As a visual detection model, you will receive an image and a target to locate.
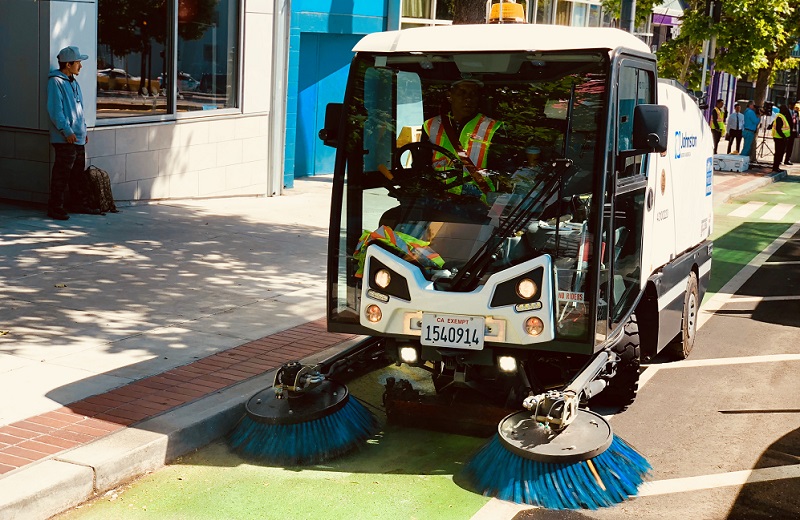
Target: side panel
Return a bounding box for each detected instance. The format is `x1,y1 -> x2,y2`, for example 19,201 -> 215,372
653,240 -> 712,351
644,83 -> 714,278
662,82 -> 714,256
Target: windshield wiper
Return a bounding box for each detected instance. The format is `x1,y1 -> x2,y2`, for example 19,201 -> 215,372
450,82 -> 578,292
448,159 -> 572,292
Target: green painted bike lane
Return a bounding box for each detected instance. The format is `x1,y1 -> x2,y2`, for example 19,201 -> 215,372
58,176 -> 800,520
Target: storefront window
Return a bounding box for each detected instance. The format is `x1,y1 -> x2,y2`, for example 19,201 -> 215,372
536,0 -> 555,24
96,0 -> 169,118
176,0 -> 238,111
572,2 -> 587,26
556,0 -> 572,25
96,0 -> 239,119
588,4 -> 601,26
401,0 -> 453,27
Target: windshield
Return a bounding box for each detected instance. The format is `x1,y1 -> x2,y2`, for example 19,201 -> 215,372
331,51 -> 609,339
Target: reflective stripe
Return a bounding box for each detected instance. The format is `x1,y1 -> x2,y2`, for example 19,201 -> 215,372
425,113 -> 499,169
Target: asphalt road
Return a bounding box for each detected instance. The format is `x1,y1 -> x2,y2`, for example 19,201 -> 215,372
58,180 -> 800,520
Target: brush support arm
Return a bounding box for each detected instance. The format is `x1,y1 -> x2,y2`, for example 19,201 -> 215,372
273,361 -> 325,398
521,350 -> 617,429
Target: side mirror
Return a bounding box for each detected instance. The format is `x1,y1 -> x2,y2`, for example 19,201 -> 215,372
318,103 -> 343,148
632,104 -> 669,153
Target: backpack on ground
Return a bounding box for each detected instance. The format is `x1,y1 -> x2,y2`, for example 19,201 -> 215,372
83,165 -> 119,213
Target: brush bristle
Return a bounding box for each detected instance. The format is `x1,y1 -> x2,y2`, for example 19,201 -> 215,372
229,397 -> 379,465
465,434 -> 651,509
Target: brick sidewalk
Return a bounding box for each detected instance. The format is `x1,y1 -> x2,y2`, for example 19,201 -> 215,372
0,319 -> 355,476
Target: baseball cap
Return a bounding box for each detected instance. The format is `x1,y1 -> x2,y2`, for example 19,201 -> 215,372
452,78 -> 484,88
57,46 -> 89,62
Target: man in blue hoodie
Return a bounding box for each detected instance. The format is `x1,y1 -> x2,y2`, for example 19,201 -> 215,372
47,46 -> 94,220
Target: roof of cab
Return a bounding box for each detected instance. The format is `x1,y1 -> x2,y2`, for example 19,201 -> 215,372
353,24 -> 651,55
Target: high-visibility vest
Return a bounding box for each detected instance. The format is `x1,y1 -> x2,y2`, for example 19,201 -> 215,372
710,106 -> 726,133
772,112 -> 790,138
423,113 -> 500,194
353,225 -> 444,278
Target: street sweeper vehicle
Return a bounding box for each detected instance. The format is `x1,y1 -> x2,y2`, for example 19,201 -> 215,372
230,1 -> 714,510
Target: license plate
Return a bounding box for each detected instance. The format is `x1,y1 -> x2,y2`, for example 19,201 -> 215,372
420,313 -> 485,350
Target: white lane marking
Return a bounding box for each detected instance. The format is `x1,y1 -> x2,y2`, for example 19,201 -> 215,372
726,295 -> 800,303
471,464 -> 800,518
764,260 -> 800,265
470,498 -> 529,520
472,221 -> 800,520
639,464 -> 800,497
654,353 -> 800,370
761,203 -> 795,221
639,221 -> 800,392
729,201 -> 766,218
698,221 -> 800,330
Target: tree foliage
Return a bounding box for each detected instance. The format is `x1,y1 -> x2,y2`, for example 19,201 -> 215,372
452,0 -> 488,24
601,0 -> 662,29
657,0 -> 800,104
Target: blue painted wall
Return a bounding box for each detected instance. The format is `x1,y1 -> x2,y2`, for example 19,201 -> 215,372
284,1 -> 388,188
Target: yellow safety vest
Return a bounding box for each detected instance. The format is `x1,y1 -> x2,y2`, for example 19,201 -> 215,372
710,107 -> 726,133
772,113 -> 790,138
353,225 -> 444,278
423,113 -> 501,194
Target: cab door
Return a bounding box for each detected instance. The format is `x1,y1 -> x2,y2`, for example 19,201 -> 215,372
607,58 -> 656,331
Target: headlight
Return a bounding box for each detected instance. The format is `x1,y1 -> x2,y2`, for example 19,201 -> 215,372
374,268 -> 391,289
399,346 -> 419,364
498,355 -> 517,373
524,316 -> 544,336
365,304 -> 382,323
516,278 -> 537,299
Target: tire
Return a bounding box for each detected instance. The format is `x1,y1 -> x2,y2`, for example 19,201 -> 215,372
669,271 -> 699,360
590,313 -> 641,412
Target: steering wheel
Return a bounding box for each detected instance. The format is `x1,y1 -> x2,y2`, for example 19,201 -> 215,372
392,141 -> 467,191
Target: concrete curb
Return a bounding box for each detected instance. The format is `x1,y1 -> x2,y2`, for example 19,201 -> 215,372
0,338 -> 363,520
714,169 -> 787,205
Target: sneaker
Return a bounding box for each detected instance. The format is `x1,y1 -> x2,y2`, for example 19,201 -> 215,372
785,161 -> 793,165
47,208 -> 70,220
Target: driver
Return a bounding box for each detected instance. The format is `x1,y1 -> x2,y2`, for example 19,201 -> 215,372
423,78 -> 505,195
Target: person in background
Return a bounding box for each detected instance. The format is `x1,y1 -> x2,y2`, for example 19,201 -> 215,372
740,101 -> 760,157
47,46 -> 97,220
782,103 -> 798,165
771,105 -> 792,172
725,104 -> 744,154
709,99 -> 726,154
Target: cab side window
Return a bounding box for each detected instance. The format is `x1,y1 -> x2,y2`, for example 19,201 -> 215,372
617,66 -> 654,178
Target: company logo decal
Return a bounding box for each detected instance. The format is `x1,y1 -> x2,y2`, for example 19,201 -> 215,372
674,131 -> 698,159
706,157 -> 713,196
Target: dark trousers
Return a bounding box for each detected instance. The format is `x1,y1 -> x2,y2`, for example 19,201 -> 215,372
784,136 -> 795,163
727,129 -> 743,153
711,129 -> 722,154
49,143 -> 85,211
773,138 -> 788,171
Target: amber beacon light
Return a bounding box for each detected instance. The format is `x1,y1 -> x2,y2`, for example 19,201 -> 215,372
488,0 -> 527,23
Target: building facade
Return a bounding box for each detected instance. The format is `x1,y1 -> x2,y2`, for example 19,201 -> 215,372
2,0 -> 656,206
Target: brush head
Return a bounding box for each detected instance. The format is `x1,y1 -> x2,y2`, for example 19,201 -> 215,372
244,379 -> 350,425
230,382 -> 379,465
497,409 -> 613,463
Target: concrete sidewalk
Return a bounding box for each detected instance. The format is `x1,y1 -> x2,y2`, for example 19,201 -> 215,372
0,167 -> 792,519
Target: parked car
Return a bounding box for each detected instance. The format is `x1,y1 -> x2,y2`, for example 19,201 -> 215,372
97,68 -> 160,94
157,72 -> 200,93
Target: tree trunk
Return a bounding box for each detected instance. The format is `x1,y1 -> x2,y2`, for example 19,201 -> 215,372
453,0 -> 486,24
753,54 -> 777,108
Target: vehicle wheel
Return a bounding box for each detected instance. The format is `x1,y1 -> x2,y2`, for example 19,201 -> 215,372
590,313 -> 640,412
669,271 -> 699,360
